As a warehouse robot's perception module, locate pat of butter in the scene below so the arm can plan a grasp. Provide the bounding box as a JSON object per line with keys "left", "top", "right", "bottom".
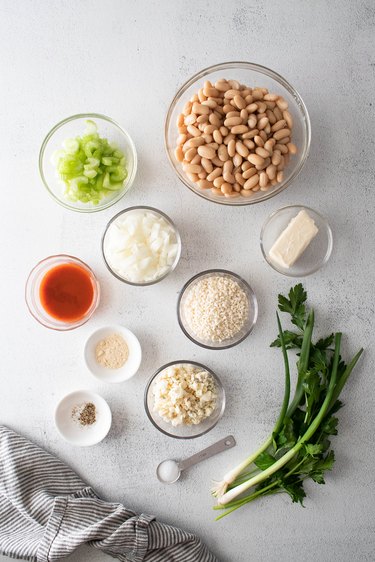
{"left": 269, "top": 210, "right": 319, "bottom": 269}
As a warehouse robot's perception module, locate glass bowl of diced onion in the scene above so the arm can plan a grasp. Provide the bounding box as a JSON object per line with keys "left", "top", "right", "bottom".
{"left": 144, "top": 360, "right": 226, "bottom": 439}
{"left": 102, "top": 206, "right": 181, "bottom": 286}
{"left": 39, "top": 113, "right": 137, "bottom": 212}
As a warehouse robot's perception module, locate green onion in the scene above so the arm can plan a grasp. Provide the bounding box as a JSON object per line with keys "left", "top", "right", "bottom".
{"left": 211, "top": 314, "right": 290, "bottom": 499}
{"left": 212, "top": 284, "right": 363, "bottom": 519}
{"left": 52, "top": 120, "right": 127, "bottom": 205}
{"left": 218, "top": 334, "right": 341, "bottom": 506}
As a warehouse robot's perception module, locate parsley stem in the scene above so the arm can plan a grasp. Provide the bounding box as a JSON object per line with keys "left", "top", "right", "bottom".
{"left": 283, "top": 457, "right": 306, "bottom": 479}
{"left": 286, "top": 309, "right": 314, "bottom": 418}
{"left": 327, "top": 347, "right": 363, "bottom": 412}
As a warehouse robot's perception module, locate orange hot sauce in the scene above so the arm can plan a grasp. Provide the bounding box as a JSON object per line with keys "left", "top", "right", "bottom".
{"left": 39, "top": 263, "right": 95, "bottom": 322}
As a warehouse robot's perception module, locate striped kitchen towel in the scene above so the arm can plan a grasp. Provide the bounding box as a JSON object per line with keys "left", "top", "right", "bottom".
{"left": 0, "top": 426, "right": 218, "bottom": 562}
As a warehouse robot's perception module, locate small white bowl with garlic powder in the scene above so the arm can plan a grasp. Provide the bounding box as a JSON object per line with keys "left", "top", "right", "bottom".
{"left": 84, "top": 325, "right": 142, "bottom": 383}
{"left": 102, "top": 206, "right": 181, "bottom": 285}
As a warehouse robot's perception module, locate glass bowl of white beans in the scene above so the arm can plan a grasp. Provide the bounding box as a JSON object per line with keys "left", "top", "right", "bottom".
{"left": 165, "top": 62, "right": 311, "bottom": 205}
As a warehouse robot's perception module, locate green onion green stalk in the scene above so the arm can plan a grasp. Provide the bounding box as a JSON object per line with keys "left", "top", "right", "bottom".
{"left": 212, "top": 285, "right": 363, "bottom": 520}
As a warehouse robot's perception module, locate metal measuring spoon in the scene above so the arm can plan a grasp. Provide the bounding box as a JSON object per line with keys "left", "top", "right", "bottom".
{"left": 156, "top": 435, "right": 236, "bottom": 484}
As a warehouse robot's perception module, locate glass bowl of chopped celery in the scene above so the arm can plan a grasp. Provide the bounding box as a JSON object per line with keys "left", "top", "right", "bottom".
{"left": 144, "top": 360, "right": 226, "bottom": 439}
{"left": 177, "top": 269, "right": 258, "bottom": 349}
{"left": 39, "top": 114, "right": 137, "bottom": 212}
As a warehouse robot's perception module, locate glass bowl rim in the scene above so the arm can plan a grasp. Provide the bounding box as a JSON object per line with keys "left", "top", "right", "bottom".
{"left": 25, "top": 253, "right": 100, "bottom": 331}
{"left": 164, "top": 61, "right": 311, "bottom": 206}
{"left": 39, "top": 112, "right": 138, "bottom": 213}
{"left": 260, "top": 204, "right": 334, "bottom": 277}
{"left": 101, "top": 205, "right": 182, "bottom": 286}
{"left": 144, "top": 359, "right": 226, "bottom": 439}
{"left": 177, "top": 268, "right": 258, "bottom": 350}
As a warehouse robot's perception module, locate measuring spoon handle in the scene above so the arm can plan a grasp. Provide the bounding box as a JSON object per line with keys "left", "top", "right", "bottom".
{"left": 178, "top": 435, "right": 236, "bottom": 472}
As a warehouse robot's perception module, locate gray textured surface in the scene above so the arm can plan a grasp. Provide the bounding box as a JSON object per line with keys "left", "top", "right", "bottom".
{"left": 0, "top": 1, "right": 374, "bottom": 561}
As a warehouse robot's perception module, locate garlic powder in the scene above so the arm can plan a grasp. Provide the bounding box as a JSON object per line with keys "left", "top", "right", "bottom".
{"left": 95, "top": 333, "right": 129, "bottom": 369}
{"left": 152, "top": 364, "right": 217, "bottom": 426}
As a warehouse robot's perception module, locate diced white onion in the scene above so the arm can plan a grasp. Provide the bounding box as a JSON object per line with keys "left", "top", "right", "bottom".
{"left": 104, "top": 210, "right": 179, "bottom": 283}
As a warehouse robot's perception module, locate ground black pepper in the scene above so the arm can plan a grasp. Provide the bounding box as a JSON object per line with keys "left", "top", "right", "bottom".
{"left": 72, "top": 402, "right": 97, "bottom": 426}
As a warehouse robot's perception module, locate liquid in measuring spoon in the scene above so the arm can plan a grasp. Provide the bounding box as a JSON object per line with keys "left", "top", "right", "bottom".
{"left": 157, "top": 459, "right": 180, "bottom": 483}
{"left": 156, "top": 435, "right": 236, "bottom": 484}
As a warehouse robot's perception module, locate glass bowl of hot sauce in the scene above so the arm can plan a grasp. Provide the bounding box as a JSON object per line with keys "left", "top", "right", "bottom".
{"left": 25, "top": 255, "right": 100, "bottom": 330}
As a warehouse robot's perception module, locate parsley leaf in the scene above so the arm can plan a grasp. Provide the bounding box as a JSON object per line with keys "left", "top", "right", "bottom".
{"left": 274, "top": 417, "right": 296, "bottom": 454}
{"left": 307, "top": 451, "right": 336, "bottom": 484}
{"left": 254, "top": 452, "right": 277, "bottom": 470}
{"left": 302, "top": 371, "right": 322, "bottom": 424}
{"left": 316, "top": 334, "right": 334, "bottom": 350}
{"left": 270, "top": 330, "right": 303, "bottom": 349}
{"left": 321, "top": 415, "right": 339, "bottom": 436}
{"left": 280, "top": 480, "right": 306, "bottom": 505}
{"left": 278, "top": 284, "right": 307, "bottom": 330}
{"left": 304, "top": 443, "right": 325, "bottom": 457}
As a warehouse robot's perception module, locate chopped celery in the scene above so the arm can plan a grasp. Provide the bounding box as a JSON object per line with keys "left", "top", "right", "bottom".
{"left": 101, "top": 156, "right": 114, "bottom": 166}
{"left": 52, "top": 120, "right": 128, "bottom": 205}
{"left": 83, "top": 169, "right": 97, "bottom": 179}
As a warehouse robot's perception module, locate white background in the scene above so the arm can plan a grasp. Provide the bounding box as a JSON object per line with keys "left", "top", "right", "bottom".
{"left": 1, "top": 1, "right": 374, "bottom": 561}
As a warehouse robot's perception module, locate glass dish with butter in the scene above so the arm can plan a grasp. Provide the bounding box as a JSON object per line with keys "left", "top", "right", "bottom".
{"left": 260, "top": 205, "right": 333, "bottom": 276}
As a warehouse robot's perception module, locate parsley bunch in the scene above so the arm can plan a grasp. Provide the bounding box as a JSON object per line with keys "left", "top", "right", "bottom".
{"left": 213, "top": 284, "right": 363, "bottom": 519}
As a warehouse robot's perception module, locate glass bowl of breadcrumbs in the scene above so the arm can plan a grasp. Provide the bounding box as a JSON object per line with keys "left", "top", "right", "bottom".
{"left": 177, "top": 269, "right": 258, "bottom": 349}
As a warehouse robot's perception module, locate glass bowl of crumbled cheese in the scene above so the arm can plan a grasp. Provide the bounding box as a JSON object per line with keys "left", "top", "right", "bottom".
{"left": 144, "top": 361, "right": 226, "bottom": 439}
{"left": 177, "top": 269, "right": 258, "bottom": 349}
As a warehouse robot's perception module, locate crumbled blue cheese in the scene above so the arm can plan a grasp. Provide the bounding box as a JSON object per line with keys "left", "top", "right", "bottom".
{"left": 152, "top": 364, "right": 217, "bottom": 426}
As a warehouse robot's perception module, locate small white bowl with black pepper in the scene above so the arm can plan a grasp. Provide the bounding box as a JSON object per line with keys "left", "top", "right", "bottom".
{"left": 84, "top": 325, "right": 142, "bottom": 383}
{"left": 54, "top": 390, "right": 112, "bottom": 446}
